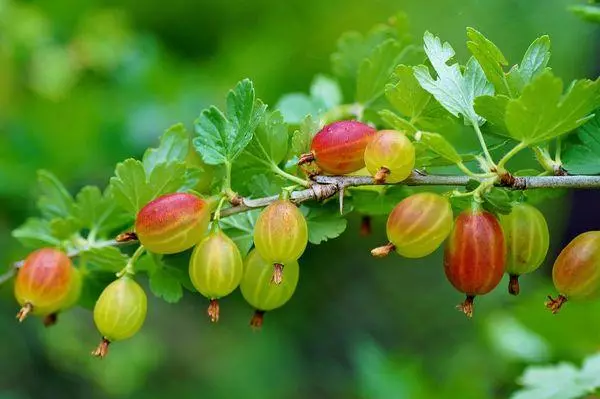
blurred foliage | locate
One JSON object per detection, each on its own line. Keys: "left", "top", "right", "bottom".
{"left": 0, "top": 0, "right": 599, "bottom": 398}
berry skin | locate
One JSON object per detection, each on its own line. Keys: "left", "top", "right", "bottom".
{"left": 14, "top": 248, "right": 74, "bottom": 322}
{"left": 253, "top": 199, "right": 308, "bottom": 285}
{"left": 444, "top": 207, "right": 506, "bottom": 318}
{"left": 92, "top": 276, "right": 147, "bottom": 358}
{"left": 546, "top": 231, "right": 600, "bottom": 314}
{"left": 301, "top": 120, "right": 376, "bottom": 175}
{"left": 189, "top": 230, "right": 244, "bottom": 322}
{"left": 42, "top": 266, "right": 83, "bottom": 327}
{"left": 135, "top": 193, "right": 211, "bottom": 254}
{"left": 500, "top": 203, "right": 549, "bottom": 295}
{"left": 372, "top": 193, "right": 453, "bottom": 258}
{"left": 240, "top": 249, "right": 299, "bottom": 327}
{"left": 364, "top": 130, "right": 415, "bottom": 183}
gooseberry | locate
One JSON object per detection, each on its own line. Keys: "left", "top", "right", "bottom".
{"left": 299, "top": 120, "right": 376, "bottom": 175}
{"left": 189, "top": 229, "right": 244, "bottom": 322}
{"left": 92, "top": 276, "right": 147, "bottom": 358}
{"left": 546, "top": 231, "right": 600, "bottom": 314}
{"left": 135, "top": 193, "right": 211, "bottom": 254}
{"left": 372, "top": 192, "right": 453, "bottom": 258}
{"left": 364, "top": 130, "right": 415, "bottom": 183}
{"left": 14, "top": 248, "right": 74, "bottom": 322}
{"left": 43, "top": 266, "right": 83, "bottom": 327}
{"left": 444, "top": 206, "right": 506, "bottom": 318}
{"left": 500, "top": 203, "right": 549, "bottom": 295}
{"left": 253, "top": 199, "right": 308, "bottom": 285}
{"left": 240, "top": 249, "right": 299, "bottom": 327}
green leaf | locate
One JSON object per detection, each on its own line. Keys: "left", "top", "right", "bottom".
{"left": 12, "top": 218, "right": 61, "bottom": 248}
{"left": 505, "top": 71, "right": 600, "bottom": 144}
{"left": 74, "top": 186, "right": 131, "bottom": 236}
{"left": 81, "top": 246, "right": 128, "bottom": 272}
{"left": 276, "top": 75, "right": 341, "bottom": 124}
{"left": 78, "top": 271, "right": 116, "bottom": 310}
{"left": 142, "top": 123, "right": 189, "bottom": 175}
{"left": 243, "top": 110, "right": 289, "bottom": 166}
{"left": 220, "top": 209, "right": 260, "bottom": 256}
{"left": 481, "top": 187, "right": 513, "bottom": 215}
{"left": 351, "top": 186, "right": 409, "bottom": 215}
{"left": 49, "top": 217, "right": 80, "bottom": 240}
{"left": 36, "top": 170, "right": 74, "bottom": 219}
{"left": 356, "top": 39, "right": 402, "bottom": 104}
{"left": 506, "top": 36, "right": 551, "bottom": 97}
{"left": 276, "top": 93, "right": 318, "bottom": 125}
{"left": 147, "top": 162, "right": 188, "bottom": 197}
{"left": 385, "top": 65, "right": 432, "bottom": 123}
{"left": 474, "top": 95, "right": 510, "bottom": 137}
{"left": 571, "top": 5, "right": 600, "bottom": 23}
{"left": 414, "top": 32, "right": 493, "bottom": 125}
{"left": 302, "top": 205, "right": 348, "bottom": 244}
{"left": 466, "top": 28, "right": 509, "bottom": 96}
{"left": 149, "top": 266, "right": 184, "bottom": 303}
{"left": 310, "top": 75, "right": 342, "bottom": 110}
{"left": 563, "top": 112, "right": 600, "bottom": 174}
{"left": 109, "top": 159, "right": 153, "bottom": 215}
{"left": 290, "top": 115, "right": 320, "bottom": 157}
{"left": 414, "top": 131, "right": 462, "bottom": 164}
{"left": 378, "top": 110, "right": 418, "bottom": 134}
{"left": 194, "top": 79, "right": 267, "bottom": 165}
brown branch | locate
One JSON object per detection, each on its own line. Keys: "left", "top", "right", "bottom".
{"left": 4, "top": 170, "right": 600, "bottom": 282}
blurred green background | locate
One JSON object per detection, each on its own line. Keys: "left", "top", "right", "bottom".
{"left": 1, "top": 0, "right": 600, "bottom": 398}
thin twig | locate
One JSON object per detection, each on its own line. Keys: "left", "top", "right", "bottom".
{"left": 4, "top": 171, "right": 600, "bottom": 283}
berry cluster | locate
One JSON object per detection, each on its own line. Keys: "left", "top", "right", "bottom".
{"left": 10, "top": 118, "right": 600, "bottom": 358}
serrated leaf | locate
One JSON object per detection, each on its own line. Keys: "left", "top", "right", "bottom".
{"left": 563, "top": 112, "right": 600, "bottom": 174}
{"left": 302, "top": 206, "right": 347, "bottom": 244}
{"left": 194, "top": 79, "right": 267, "bottom": 165}
{"left": 49, "top": 217, "right": 80, "bottom": 240}
{"left": 475, "top": 94, "right": 510, "bottom": 137}
{"left": 505, "top": 71, "right": 600, "bottom": 144}
{"left": 74, "top": 186, "right": 131, "bottom": 236}
{"left": 36, "top": 170, "right": 74, "bottom": 219}
{"left": 109, "top": 159, "right": 153, "bottom": 214}
{"left": 149, "top": 266, "right": 183, "bottom": 303}
{"left": 78, "top": 271, "right": 116, "bottom": 310}
{"left": 511, "top": 363, "right": 585, "bottom": 399}
{"left": 507, "top": 36, "right": 551, "bottom": 97}
{"left": 466, "top": 28, "right": 510, "bottom": 96}
{"left": 378, "top": 109, "right": 418, "bottom": 134}
{"left": 276, "top": 93, "right": 318, "bottom": 125}
{"left": 356, "top": 39, "right": 402, "bottom": 104}
{"left": 350, "top": 186, "right": 410, "bottom": 215}
{"left": 147, "top": 162, "right": 188, "bottom": 197}
{"left": 220, "top": 209, "right": 260, "bottom": 255}
{"left": 81, "top": 246, "right": 128, "bottom": 272}
{"left": 243, "top": 110, "right": 289, "bottom": 165}
{"left": 414, "top": 131, "right": 462, "bottom": 164}
{"left": 142, "top": 123, "right": 189, "bottom": 175}
{"left": 482, "top": 187, "right": 513, "bottom": 215}
{"left": 12, "top": 218, "right": 61, "bottom": 248}
{"left": 385, "top": 65, "right": 431, "bottom": 123}
{"left": 290, "top": 115, "right": 320, "bottom": 157}
{"left": 414, "top": 32, "right": 493, "bottom": 125}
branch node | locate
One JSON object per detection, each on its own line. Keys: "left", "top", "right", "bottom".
{"left": 374, "top": 167, "right": 390, "bottom": 184}
{"left": 116, "top": 232, "right": 138, "bottom": 243}
{"left": 311, "top": 183, "right": 338, "bottom": 201}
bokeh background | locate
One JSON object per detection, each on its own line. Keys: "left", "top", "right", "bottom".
{"left": 1, "top": 0, "right": 600, "bottom": 398}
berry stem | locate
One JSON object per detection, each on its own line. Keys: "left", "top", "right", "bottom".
{"left": 208, "top": 299, "right": 220, "bottom": 323}
{"left": 16, "top": 302, "right": 33, "bottom": 322}
{"left": 374, "top": 167, "right": 390, "bottom": 184}
{"left": 371, "top": 243, "right": 395, "bottom": 257}
{"left": 92, "top": 338, "right": 111, "bottom": 359}
{"left": 250, "top": 310, "right": 265, "bottom": 329}
{"left": 545, "top": 294, "right": 568, "bottom": 314}
{"left": 43, "top": 313, "right": 58, "bottom": 327}
{"left": 271, "top": 263, "right": 284, "bottom": 285}
{"left": 456, "top": 295, "right": 476, "bottom": 318}
{"left": 360, "top": 216, "right": 372, "bottom": 236}
{"left": 472, "top": 122, "right": 496, "bottom": 169}
{"left": 508, "top": 274, "right": 520, "bottom": 296}
{"left": 117, "top": 245, "right": 146, "bottom": 277}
